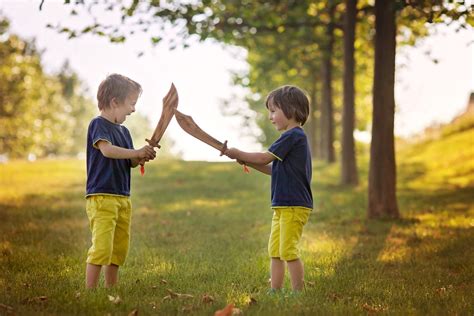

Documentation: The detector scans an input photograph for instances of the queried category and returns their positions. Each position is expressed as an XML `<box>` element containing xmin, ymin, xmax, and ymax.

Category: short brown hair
<box><xmin>97</xmin><ymin>74</ymin><xmax>142</xmax><ymax>110</ymax></box>
<box><xmin>265</xmin><ymin>85</ymin><xmax>310</xmax><ymax>125</ymax></box>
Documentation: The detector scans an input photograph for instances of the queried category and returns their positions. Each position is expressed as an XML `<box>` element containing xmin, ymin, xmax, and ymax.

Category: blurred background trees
<box><xmin>0</xmin><ymin>16</ymin><xmax>155</xmax><ymax>160</ymax></box>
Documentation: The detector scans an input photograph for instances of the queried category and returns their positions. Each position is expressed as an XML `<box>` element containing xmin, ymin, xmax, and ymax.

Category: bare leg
<box><xmin>287</xmin><ymin>259</ymin><xmax>304</xmax><ymax>291</ymax></box>
<box><xmin>270</xmin><ymin>258</ymin><xmax>285</xmax><ymax>289</ymax></box>
<box><xmin>86</xmin><ymin>263</ymin><xmax>102</xmax><ymax>289</ymax></box>
<box><xmin>104</xmin><ymin>264</ymin><xmax>119</xmax><ymax>288</ymax></box>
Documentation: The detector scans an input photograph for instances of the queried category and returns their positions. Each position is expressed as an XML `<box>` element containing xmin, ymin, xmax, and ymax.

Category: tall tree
<box><xmin>368</xmin><ymin>0</ymin><xmax>399</xmax><ymax>218</ymax></box>
<box><xmin>320</xmin><ymin>1</ymin><xmax>337</xmax><ymax>163</ymax></box>
<box><xmin>341</xmin><ymin>0</ymin><xmax>358</xmax><ymax>185</ymax></box>
<box><xmin>367</xmin><ymin>0</ymin><xmax>473</xmax><ymax>218</ymax></box>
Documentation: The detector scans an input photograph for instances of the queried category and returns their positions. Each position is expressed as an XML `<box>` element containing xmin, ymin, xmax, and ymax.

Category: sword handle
<box><xmin>145</xmin><ymin>138</ymin><xmax>161</xmax><ymax>149</ymax></box>
<box><xmin>219</xmin><ymin>140</ymin><xmax>228</xmax><ymax>156</ymax></box>
<box><xmin>140</xmin><ymin>139</ymin><xmax>161</xmax><ymax>176</ymax></box>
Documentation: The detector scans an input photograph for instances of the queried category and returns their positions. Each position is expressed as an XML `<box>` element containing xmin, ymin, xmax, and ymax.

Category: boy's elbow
<box><xmin>100</xmin><ymin>149</ymin><xmax>112</xmax><ymax>158</ymax></box>
<box><xmin>257</xmin><ymin>156</ymin><xmax>273</xmax><ymax>165</ymax></box>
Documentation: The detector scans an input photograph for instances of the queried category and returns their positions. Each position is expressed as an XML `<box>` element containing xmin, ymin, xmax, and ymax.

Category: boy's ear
<box><xmin>110</xmin><ymin>97</ymin><xmax>119</xmax><ymax>108</ymax></box>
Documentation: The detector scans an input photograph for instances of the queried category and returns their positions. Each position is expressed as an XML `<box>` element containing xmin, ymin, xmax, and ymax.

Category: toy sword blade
<box><xmin>146</xmin><ymin>83</ymin><xmax>179</xmax><ymax>148</ymax></box>
<box><xmin>140</xmin><ymin>83</ymin><xmax>179</xmax><ymax>175</ymax></box>
<box><xmin>174</xmin><ymin>110</ymin><xmax>228</xmax><ymax>155</ymax></box>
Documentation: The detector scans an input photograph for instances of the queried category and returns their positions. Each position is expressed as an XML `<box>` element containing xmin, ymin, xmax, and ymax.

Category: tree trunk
<box><xmin>368</xmin><ymin>0</ymin><xmax>399</xmax><ymax>218</ymax></box>
<box><xmin>320</xmin><ymin>2</ymin><xmax>336</xmax><ymax>163</ymax></box>
<box><xmin>341</xmin><ymin>0</ymin><xmax>358</xmax><ymax>185</ymax></box>
<box><xmin>307</xmin><ymin>75</ymin><xmax>318</xmax><ymax>158</ymax></box>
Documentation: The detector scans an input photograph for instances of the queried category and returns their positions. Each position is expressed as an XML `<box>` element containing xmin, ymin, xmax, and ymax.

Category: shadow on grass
<box><xmin>398</xmin><ymin>161</ymin><xmax>428</xmax><ymax>185</ymax></box>
<box><xmin>302</xmin><ymin>178</ymin><xmax>474</xmax><ymax>313</ymax></box>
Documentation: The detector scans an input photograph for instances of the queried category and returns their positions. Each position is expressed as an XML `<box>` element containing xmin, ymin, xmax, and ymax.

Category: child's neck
<box><xmin>284</xmin><ymin>121</ymin><xmax>301</xmax><ymax>131</ymax></box>
<box><xmin>100</xmin><ymin>109</ymin><xmax>117</xmax><ymax>124</ymax></box>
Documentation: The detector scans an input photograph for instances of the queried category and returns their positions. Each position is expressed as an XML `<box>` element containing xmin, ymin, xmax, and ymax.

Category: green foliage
<box><xmin>0</xmin><ymin>17</ymin><xmax>96</xmax><ymax>159</ymax></box>
<box><xmin>0</xmin><ymin>32</ymin><xmax>61</xmax><ymax>157</ymax></box>
<box><xmin>56</xmin><ymin>62</ymin><xmax>96</xmax><ymax>156</ymax></box>
<box><xmin>46</xmin><ymin>1</ymin><xmax>472</xmax><ymax>149</ymax></box>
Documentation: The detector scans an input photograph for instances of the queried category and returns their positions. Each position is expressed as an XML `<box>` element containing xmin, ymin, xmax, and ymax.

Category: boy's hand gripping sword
<box><xmin>174</xmin><ymin>110</ymin><xmax>249</xmax><ymax>173</ymax></box>
<box><xmin>140</xmin><ymin>83</ymin><xmax>179</xmax><ymax>175</ymax></box>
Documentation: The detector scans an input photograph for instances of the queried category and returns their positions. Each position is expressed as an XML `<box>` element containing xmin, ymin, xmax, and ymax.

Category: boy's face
<box><xmin>112</xmin><ymin>90</ymin><xmax>139</xmax><ymax>124</ymax></box>
<box><xmin>267</xmin><ymin>100</ymin><xmax>290</xmax><ymax>131</ymax></box>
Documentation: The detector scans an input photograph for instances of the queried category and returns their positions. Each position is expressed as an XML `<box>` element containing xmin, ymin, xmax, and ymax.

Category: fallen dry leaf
<box><xmin>202</xmin><ymin>294</ymin><xmax>215</xmax><ymax>304</ymax></box>
<box><xmin>305</xmin><ymin>280</ymin><xmax>315</xmax><ymax>287</ymax></box>
<box><xmin>166</xmin><ymin>289</ymin><xmax>194</xmax><ymax>299</ymax></box>
<box><xmin>1</xmin><ymin>248</ymin><xmax>12</xmax><ymax>256</ymax></box>
<box><xmin>243</xmin><ymin>295</ymin><xmax>257</xmax><ymax>306</ymax></box>
<box><xmin>182</xmin><ymin>305</ymin><xmax>194</xmax><ymax>312</ymax></box>
<box><xmin>362</xmin><ymin>302</ymin><xmax>386</xmax><ymax>313</ymax></box>
<box><xmin>128</xmin><ymin>308</ymin><xmax>139</xmax><ymax>316</ymax></box>
<box><xmin>108</xmin><ymin>295</ymin><xmax>122</xmax><ymax>304</ymax></box>
<box><xmin>214</xmin><ymin>303</ymin><xmax>234</xmax><ymax>316</ymax></box>
<box><xmin>167</xmin><ymin>289</ymin><xmax>180</xmax><ymax>298</ymax></box>
<box><xmin>149</xmin><ymin>301</ymin><xmax>158</xmax><ymax>310</ymax></box>
<box><xmin>232</xmin><ymin>307</ymin><xmax>243</xmax><ymax>315</ymax></box>
<box><xmin>160</xmin><ymin>279</ymin><xmax>168</xmax><ymax>284</ymax></box>
<box><xmin>0</xmin><ymin>303</ymin><xmax>14</xmax><ymax>314</ymax></box>
<box><xmin>75</xmin><ymin>291</ymin><xmax>81</xmax><ymax>299</ymax></box>
<box><xmin>435</xmin><ymin>287</ymin><xmax>447</xmax><ymax>295</ymax></box>
<box><xmin>33</xmin><ymin>296</ymin><xmax>47</xmax><ymax>303</ymax></box>
<box><xmin>328</xmin><ymin>293</ymin><xmax>342</xmax><ymax>302</ymax></box>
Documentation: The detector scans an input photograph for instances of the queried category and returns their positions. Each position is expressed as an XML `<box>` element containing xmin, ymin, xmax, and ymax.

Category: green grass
<box><xmin>1</xmin><ymin>125</ymin><xmax>473</xmax><ymax>315</ymax></box>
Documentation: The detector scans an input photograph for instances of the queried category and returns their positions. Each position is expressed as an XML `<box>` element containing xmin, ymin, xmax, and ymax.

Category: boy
<box><xmin>85</xmin><ymin>74</ymin><xmax>156</xmax><ymax>288</ymax></box>
<box><xmin>224</xmin><ymin>85</ymin><xmax>312</xmax><ymax>292</ymax></box>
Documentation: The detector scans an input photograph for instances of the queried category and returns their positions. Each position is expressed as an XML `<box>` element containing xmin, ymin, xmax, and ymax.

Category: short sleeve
<box><xmin>90</xmin><ymin>119</ymin><xmax>112</xmax><ymax>149</ymax></box>
<box><xmin>268</xmin><ymin>131</ymin><xmax>296</xmax><ymax>161</ymax></box>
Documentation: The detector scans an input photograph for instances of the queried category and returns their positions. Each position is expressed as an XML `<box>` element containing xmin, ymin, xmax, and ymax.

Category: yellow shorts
<box><xmin>86</xmin><ymin>195</ymin><xmax>132</xmax><ymax>266</ymax></box>
<box><xmin>268</xmin><ymin>207</ymin><xmax>311</xmax><ymax>261</ymax></box>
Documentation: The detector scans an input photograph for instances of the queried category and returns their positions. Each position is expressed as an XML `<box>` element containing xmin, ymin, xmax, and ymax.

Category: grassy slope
<box><xmin>0</xmin><ymin>121</ymin><xmax>472</xmax><ymax>315</ymax></box>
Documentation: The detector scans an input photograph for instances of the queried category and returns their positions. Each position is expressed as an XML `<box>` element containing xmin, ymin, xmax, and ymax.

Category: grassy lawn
<box><xmin>0</xmin><ymin>125</ymin><xmax>473</xmax><ymax>315</ymax></box>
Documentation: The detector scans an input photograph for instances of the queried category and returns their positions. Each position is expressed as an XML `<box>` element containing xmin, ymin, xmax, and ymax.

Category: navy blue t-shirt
<box><xmin>86</xmin><ymin>116</ymin><xmax>134</xmax><ymax>197</ymax></box>
<box><xmin>268</xmin><ymin>127</ymin><xmax>313</xmax><ymax>209</ymax></box>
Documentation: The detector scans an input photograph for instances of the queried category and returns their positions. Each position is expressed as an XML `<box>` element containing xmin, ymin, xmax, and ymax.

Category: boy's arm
<box><xmin>231</xmin><ymin>150</ymin><xmax>275</xmax><ymax>165</ymax></box>
<box><xmin>96</xmin><ymin>141</ymin><xmax>155</xmax><ymax>164</ymax></box>
<box><xmin>226</xmin><ymin>148</ymin><xmax>274</xmax><ymax>175</ymax></box>
<box><xmin>240</xmin><ymin>161</ymin><xmax>272</xmax><ymax>175</ymax></box>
